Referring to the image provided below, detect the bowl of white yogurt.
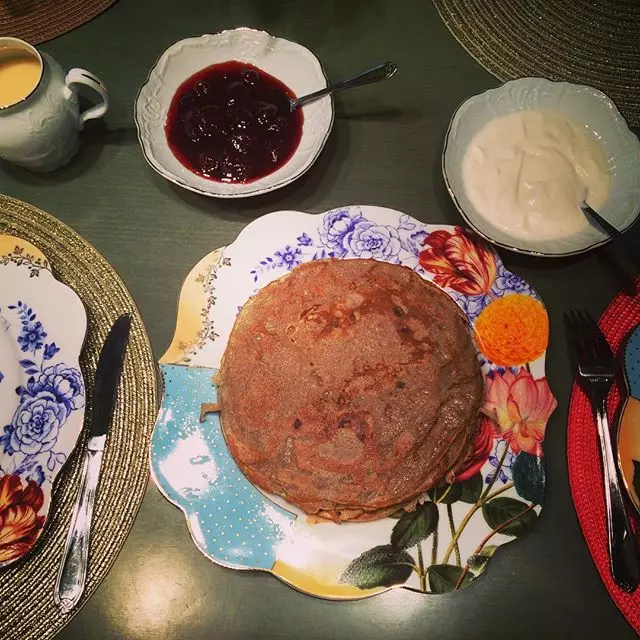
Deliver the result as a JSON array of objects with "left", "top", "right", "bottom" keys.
[{"left": 443, "top": 77, "right": 640, "bottom": 256}]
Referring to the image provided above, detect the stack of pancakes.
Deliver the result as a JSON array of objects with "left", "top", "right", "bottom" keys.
[{"left": 218, "top": 259, "right": 483, "bottom": 522}]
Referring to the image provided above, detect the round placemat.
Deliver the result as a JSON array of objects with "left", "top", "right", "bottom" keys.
[
  {"left": 0, "top": 0, "right": 115, "bottom": 45},
  {"left": 568, "top": 279, "right": 640, "bottom": 633},
  {"left": 432, "top": 0, "right": 640, "bottom": 127},
  {"left": 0, "top": 195, "right": 159, "bottom": 640}
]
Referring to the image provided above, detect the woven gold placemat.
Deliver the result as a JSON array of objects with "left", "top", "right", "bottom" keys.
[
  {"left": 0, "top": 0, "right": 116, "bottom": 44},
  {"left": 433, "top": 0, "right": 640, "bottom": 127},
  {"left": 0, "top": 195, "right": 159, "bottom": 640}
]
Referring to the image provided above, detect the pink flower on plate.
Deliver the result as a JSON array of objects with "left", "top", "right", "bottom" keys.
[
  {"left": 482, "top": 369, "right": 557, "bottom": 456},
  {"left": 456, "top": 417, "right": 493, "bottom": 482}
]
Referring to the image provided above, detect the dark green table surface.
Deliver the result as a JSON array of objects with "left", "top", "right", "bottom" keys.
[{"left": 2, "top": 1, "right": 639, "bottom": 638}]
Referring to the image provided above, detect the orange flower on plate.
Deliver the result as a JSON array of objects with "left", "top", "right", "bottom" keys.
[
  {"left": 0, "top": 474, "right": 46, "bottom": 563},
  {"left": 482, "top": 369, "right": 557, "bottom": 456},
  {"left": 474, "top": 294, "right": 549, "bottom": 366},
  {"left": 418, "top": 226, "right": 497, "bottom": 295}
]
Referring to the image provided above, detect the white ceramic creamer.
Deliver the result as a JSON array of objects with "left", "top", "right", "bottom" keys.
[{"left": 0, "top": 37, "right": 108, "bottom": 172}]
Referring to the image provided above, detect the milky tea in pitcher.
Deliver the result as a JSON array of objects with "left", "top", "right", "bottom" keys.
[
  {"left": 0, "top": 37, "right": 108, "bottom": 172},
  {"left": 0, "top": 47, "right": 41, "bottom": 108}
]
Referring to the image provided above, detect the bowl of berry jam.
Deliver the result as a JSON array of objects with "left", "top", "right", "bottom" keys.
[{"left": 135, "top": 28, "right": 333, "bottom": 198}]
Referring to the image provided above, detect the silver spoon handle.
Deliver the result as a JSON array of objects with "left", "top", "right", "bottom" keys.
[
  {"left": 290, "top": 61, "right": 397, "bottom": 111},
  {"left": 581, "top": 202, "right": 640, "bottom": 272}
]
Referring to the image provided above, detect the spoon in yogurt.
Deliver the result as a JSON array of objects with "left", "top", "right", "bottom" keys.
[
  {"left": 581, "top": 198, "right": 640, "bottom": 271},
  {"left": 288, "top": 62, "right": 398, "bottom": 112}
]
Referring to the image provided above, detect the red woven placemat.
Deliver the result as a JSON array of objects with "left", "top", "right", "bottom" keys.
[{"left": 568, "top": 280, "right": 640, "bottom": 632}]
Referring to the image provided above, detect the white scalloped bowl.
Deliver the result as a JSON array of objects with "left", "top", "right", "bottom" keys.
[
  {"left": 135, "top": 28, "right": 333, "bottom": 198},
  {"left": 443, "top": 77, "right": 640, "bottom": 257}
]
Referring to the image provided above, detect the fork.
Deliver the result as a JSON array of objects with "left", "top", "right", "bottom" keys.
[{"left": 565, "top": 309, "right": 640, "bottom": 592}]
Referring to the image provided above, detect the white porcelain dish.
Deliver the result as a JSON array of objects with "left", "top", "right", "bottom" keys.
[
  {"left": 135, "top": 28, "right": 333, "bottom": 198},
  {"left": 443, "top": 77, "right": 640, "bottom": 257}
]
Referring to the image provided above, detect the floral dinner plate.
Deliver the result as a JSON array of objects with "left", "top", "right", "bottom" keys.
[
  {"left": 151, "top": 206, "right": 556, "bottom": 599},
  {"left": 0, "top": 237, "right": 87, "bottom": 568}
]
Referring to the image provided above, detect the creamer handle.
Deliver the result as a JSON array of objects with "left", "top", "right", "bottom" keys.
[{"left": 64, "top": 68, "right": 109, "bottom": 129}]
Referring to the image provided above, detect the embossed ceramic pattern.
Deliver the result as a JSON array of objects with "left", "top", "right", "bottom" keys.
[
  {"left": 135, "top": 28, "right": 333, "bottom": 198},
  {"left": 618, "top": 326, "right": 640, "bottom": 514},
  {"left": 0, "top": 236, "right": 87, "bottom": 567},
  {"left": 0, "top": 38, "right": 108, "bottom": 172},
  {"left": 443, "top": 77, "right": 640, "bottom": 257},
  {"left": 151, "top": 206, "right": 556, "bottom": 599}
]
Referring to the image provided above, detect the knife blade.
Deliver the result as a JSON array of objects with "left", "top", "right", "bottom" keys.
[
  {"left": 54, "top": 313, "right": 132, "bottom": 613},
  {"left": 90, "top": 313, "right": 132, "bottom": 439}
]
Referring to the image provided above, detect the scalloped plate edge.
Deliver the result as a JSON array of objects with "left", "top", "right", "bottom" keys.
[
  {"left": 150, "top": 207, "right": 556, "bottom": 599},
  {"left": 0, "top": 235, "right": 88, "bottom": 568}
]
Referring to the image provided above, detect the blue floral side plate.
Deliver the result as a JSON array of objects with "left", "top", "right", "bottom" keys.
[{"left": 0, "top": 238, "right": 87, "bottom": 567}]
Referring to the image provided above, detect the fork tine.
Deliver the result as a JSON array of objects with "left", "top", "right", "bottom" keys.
[
  {"left": 582, "top": 310, "right": 599, "bottom": 340},
  {"left": 575, "top": 311, "right": 594, "bottom": 352},
  {"left": 568, "top": 309, "right": 586, "bottom": 344},
  {"left": 568, "top": 309, "right": 597, "bottom": 364},
  {"left": 595, "top": 333, "right": 615, "bottom": 364},
  {"left": 567, "top": 308, "right": 615, "bottom": 368},
  {"left": 585, "top": 311, "right": 604, "bottom": 344},
  {"left": 582, "top": 309, "right": 614, "bottom": 362},
  {"left": 576, "top": 310, "right": 592, "bottom": 338},
  {"left": 565, "top": 309, "right": 589, "bottom": 362},
  {"left": 563, "top": 310, "right": 573, "bottom": 337},
  {"left": 564, "top": 309, "right": 579, "bottom": 342}
]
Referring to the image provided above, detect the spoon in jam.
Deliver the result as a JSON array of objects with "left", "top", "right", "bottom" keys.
[{"left": 289, "top": 61, "right": 398, "bottom": 112}]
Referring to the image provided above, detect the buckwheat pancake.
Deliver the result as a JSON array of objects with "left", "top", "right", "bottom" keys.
[{"left": 218, "top": 258, "right": 483, "bottom": 522}]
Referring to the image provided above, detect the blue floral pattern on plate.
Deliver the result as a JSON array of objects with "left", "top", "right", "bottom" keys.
[
  {"left": 249, "top": 209, "right": 419, "bottom": 283},
  {"left": 0, "top": 302, "right": 84, "bottom": 480},
  {"left": 245, "top": 206, "right": 534, "bottom": 330},
  {"left": 0, "top": 244, "right": 87, "bottom": 567}
]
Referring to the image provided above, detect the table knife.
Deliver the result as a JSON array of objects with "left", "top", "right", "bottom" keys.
[{"left": 54, "top": 313, "right": 132, "bottom": 613}]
